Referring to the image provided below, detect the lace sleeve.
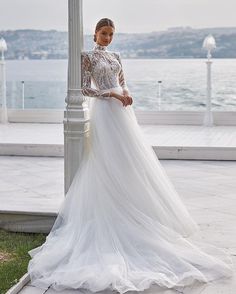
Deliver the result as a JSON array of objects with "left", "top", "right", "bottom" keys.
[
  {"left": 81, "top": 52, "right": 111, "bottom": 100},
  {"left": 114, "top": 52, "right": 129, "bottom": 93}
]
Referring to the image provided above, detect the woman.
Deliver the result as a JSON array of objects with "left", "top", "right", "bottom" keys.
[{"left": 27, "top": 18, "right": 234, "bottom": 293}]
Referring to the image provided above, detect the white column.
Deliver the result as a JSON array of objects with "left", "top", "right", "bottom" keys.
[
  {"left": 0, "top": 59, "right": 8, "bottom": 123},
  {"left": 64, "top": 0, "right": 90, "bottom": 195},
  {"left": 203, "top": 58, "right": 214, "bottom": 126}
]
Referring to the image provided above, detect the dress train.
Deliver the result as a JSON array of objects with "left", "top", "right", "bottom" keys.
[{"left": 27, "top": 86, "right": 234, "bottom": 293}]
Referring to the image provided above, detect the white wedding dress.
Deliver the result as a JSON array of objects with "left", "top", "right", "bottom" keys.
[{"left": 27, "top": 44, "right": 234, "bottom": 293}]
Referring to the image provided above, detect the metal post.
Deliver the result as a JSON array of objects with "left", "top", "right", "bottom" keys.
[
  {"left": 21, "top": 81, "right": 25, "bottom": 109},
  {"left": 157, "top": 80, "right": 162, "bottom": 110}
]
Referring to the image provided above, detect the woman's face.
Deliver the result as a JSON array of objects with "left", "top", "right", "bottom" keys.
[{"left": 95, "top": 25, "right": 114, "bottom": 46}]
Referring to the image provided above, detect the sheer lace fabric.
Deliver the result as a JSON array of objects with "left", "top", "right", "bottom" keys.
[{"left": 81, "top": 43, "right": 129, "bottom": 99}]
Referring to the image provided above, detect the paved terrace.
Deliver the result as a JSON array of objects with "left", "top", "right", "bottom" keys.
[{"left": 0, "top": 122, "right": 236, "bottom": 159}]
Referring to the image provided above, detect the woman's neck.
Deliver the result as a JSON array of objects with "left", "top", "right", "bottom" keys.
[{"left": 93, "top": 43, "right": 108, "bottom": 51}]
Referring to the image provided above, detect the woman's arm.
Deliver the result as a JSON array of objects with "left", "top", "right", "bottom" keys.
[
  {"left": 81, "top": 52, "right": 111, "bottom": 99},
  {"left": 114, "top": 52, "right": 130, "bottom": 94},
  {"left": 81, "top": 52, "right": 131, "bottom": 106}
]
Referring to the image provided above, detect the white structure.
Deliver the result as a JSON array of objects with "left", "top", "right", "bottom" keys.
[
  {"left": 64, "top": 0, "right": 90, "bottom": 195},
  {"left": 21, "top": 81, "right": 25, "bottom": 109},
  {"left": 202, "top": 34, "right": 216, "bottom": 127},
  {"left": 0, "top": 37, "right": 8, "bottom": 123},
  {"left": 157, "top": 80, "right": 162, "bottom": 110}
]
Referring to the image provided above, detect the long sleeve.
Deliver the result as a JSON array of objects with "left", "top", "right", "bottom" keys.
[
  {"left": 81, "top": 52, "right": 110, "bottom": 100},
  {"left": 115, "top": 52, "right": 129, "bottom": 93}
]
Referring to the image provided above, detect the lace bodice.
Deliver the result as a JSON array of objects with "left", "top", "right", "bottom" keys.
[{"left": 81, "top": 43, "right": 129, "bottom": 100}]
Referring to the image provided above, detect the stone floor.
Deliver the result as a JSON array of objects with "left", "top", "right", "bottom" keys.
[
  {"left": 1, "top": 122, "right": 236, "bottom": 146},
  {"left": 1, "top": 156, "right": 235, "bottom": 293},
  {"left": 0, "top": 156, "right": 64, "bottom": 214},
  {"left": 1, "top": 123, "right": 236, "bottom": 159}
]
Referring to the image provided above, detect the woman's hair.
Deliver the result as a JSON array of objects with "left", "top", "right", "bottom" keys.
[{"left": 93, "top": 18, "right": 115, "bottom": 42}]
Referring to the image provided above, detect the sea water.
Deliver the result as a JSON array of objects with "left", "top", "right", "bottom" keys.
[{"left": 4, "top": 58, "right": 236, "bottom": 111}]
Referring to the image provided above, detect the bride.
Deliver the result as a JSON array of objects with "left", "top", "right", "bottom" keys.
[{"left": 27, "top": 18, "right": 234, "bottom": 293}]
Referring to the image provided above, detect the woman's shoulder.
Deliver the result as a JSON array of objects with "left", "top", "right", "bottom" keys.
[
  {"left": 111, "top": 51, "right": 122, "bottom": 63},
  {"left": 81, "top": 51, "right": 94, "bottom": 65},
  {"left": 111, "top": 51, "right": 120, "bottom": 58},
  {"left": 81, "top": 50, "right": 93, "bottom": 57}
]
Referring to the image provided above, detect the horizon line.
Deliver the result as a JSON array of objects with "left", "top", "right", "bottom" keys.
[{"left": 1, "top": 25, "right": 236, "bottom": 34}]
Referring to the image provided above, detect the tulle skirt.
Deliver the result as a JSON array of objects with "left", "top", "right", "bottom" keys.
[{"left": 27, "top": 86, "right": 234, "bottom": 293}]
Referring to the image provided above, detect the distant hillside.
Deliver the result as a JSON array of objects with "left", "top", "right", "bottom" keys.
[
  {"left": 0, "top": 29, "right": 67, "bottom": 59},
  {"left": 1, "top": 27, "right": 236, "bottom": 59}
]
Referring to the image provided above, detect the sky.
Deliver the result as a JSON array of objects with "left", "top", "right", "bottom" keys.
[{"left": 0, "top": 0, "right": 236, "bottom": 34}]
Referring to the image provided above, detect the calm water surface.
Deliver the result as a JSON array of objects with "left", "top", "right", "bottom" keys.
[{"left": 5, "top": 58, "right": 236, "bottom": 111}]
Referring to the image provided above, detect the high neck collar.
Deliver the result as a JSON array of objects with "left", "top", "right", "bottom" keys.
[{"left": 93, "top": 43, "right": 108, "bottom": 51}]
